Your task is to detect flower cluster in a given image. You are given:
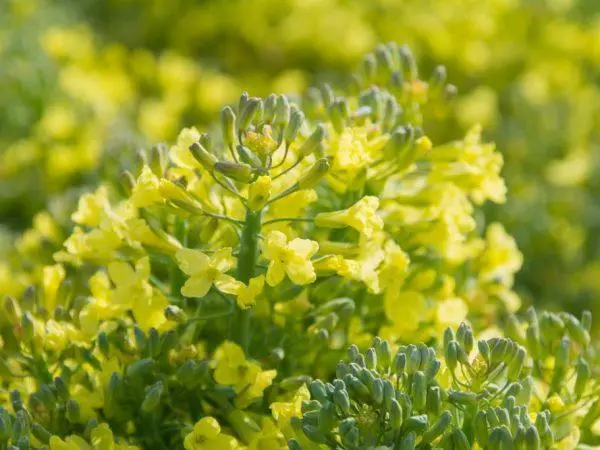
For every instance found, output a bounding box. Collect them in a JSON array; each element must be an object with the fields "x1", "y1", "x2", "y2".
[{"x1": 1, "y1": 41, "x2": 599, "y2": 450}]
